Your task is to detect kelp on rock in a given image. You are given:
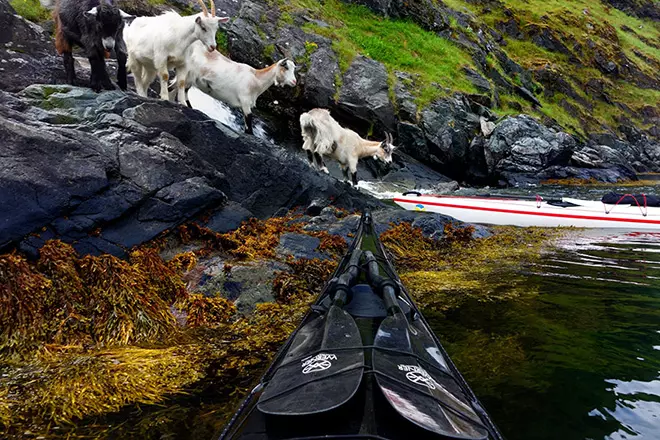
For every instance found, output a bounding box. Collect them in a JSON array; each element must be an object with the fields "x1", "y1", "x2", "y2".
[{"x1": 0, "y1": 211, "x2": 560, "y2": 438}]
